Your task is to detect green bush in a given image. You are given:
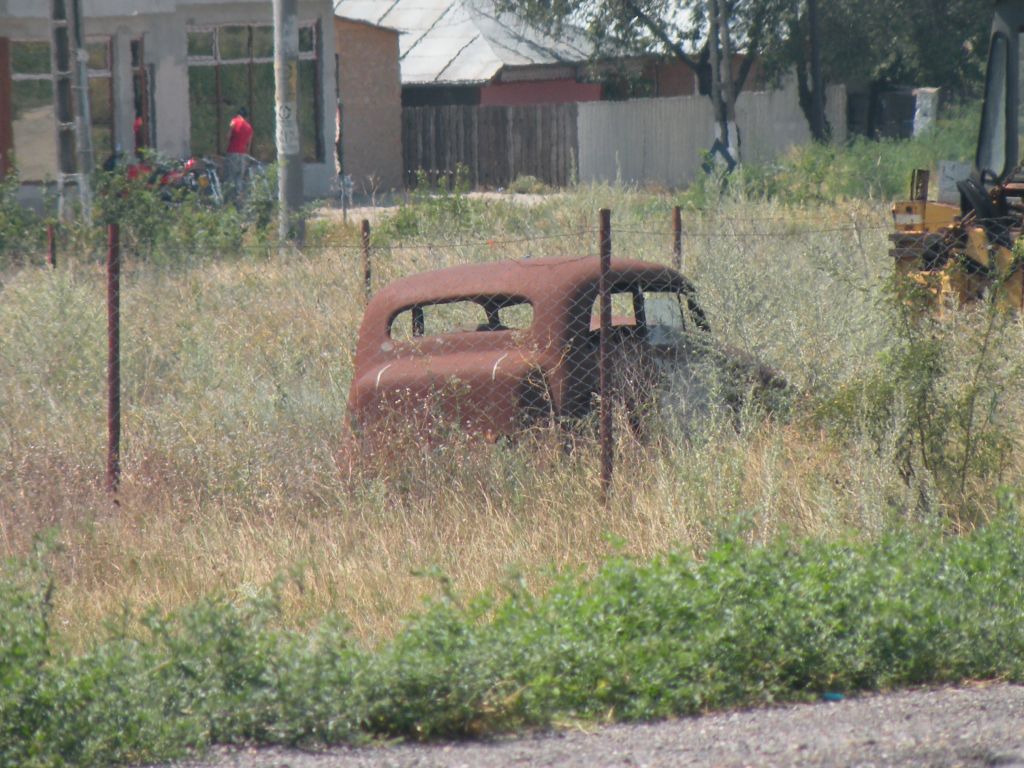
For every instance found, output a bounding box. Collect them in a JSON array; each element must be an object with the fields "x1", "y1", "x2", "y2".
[
  {"x1": 91, "y1": 166, "x2": 273, "y2": 266},
  {"x1": 682, "y1": 104, "x2": 979, "y2": 207},
  {"x1": 3, "y1": 515, "x2": 1024, "y2": 766},
  {"x1": 0, "y1": 171, "x2": 46, "y2": 267},
  {"x1": 507, "y1": 175, "x2": 551, "y2": 195},
  {"x1": 813, "y1": 275, "x2": 1024, "y2": 525}
]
